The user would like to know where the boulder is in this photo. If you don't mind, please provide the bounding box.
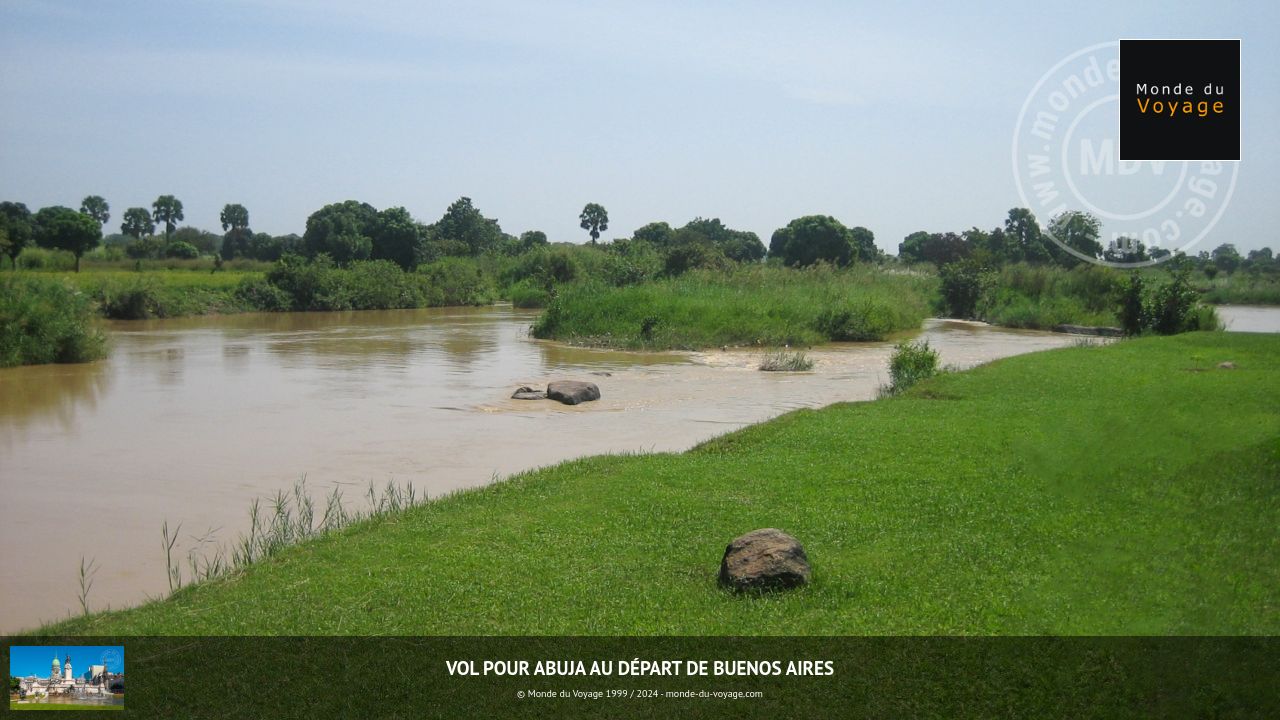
[1218,361,1237,370]
[718,528,810,592]
[511,386,547,400]
[546,380,601,405]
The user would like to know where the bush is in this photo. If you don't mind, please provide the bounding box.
[1148,264,1213,335]
[16,246,76,271]
[94,275,163,319]
[0,275,106,366]
[886,340,940,395]
[814,301,897,341]
[1119,272,1145,336]
[509,278,551,308]
[939,260,991,319]
[345,260,427,309]
[419,257,495,306]
[235,277,292,312]
[165,240,200,259]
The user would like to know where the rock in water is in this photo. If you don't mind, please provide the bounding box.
[718,528,810,592]
[546,380,601,405]
[511,386,547,400]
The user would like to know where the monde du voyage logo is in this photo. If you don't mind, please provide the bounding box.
[1120,39,1241,161]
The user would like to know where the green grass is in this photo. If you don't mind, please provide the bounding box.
[34,332,1279,636]
[533,264,937,349]
[1199,273,1280,305]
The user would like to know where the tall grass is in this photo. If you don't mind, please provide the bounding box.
[161,478,427,595]
[977,263,1123,329]
[759,349,814,371]
[533,263,936,349]
[0,275,107,366]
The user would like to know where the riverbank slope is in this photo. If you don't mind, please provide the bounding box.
[35,331,1279,635]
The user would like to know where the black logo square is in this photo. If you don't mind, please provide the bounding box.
[1120,39,1240,161]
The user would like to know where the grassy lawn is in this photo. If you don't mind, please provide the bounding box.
[35,332,1279,636]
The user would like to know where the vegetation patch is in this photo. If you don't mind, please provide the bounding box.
[533,264,936,350]
[0,275,106,367]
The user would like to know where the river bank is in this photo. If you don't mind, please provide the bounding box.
[28,331,1279,636]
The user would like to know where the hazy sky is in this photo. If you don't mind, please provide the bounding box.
[2,0,1276,252]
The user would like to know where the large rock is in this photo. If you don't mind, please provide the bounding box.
[511,386,546,400]
[718,528,810,592]
[546,380,601,405]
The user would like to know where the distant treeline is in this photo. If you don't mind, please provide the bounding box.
[3,194,1276,280]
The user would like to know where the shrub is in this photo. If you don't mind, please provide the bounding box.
[94,276,163,319]
[939,260,991,319]
[509,278,551,308]
[235,277,292,312]
[0,275,107,366]
[814,301,897,341]
[345,260,426,309]
[16,246,76,271]
[165,240,200,259]
[1119,272,1146,336]
[419,257,495,306]
[886,340,940,395]
[1148,264,1205,335]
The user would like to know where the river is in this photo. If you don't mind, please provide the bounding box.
[1,305,1271,633]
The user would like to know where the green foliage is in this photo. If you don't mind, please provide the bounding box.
[303,200,377,264]
[938,260,991,318]
[770,215,860,267]
[1046,211,1103,265]
[34,205,102,271]
[1119,272,1145,336]
[165,241,200,259]
[0,275,106,366]
[1148,262,1215,335]
[533,264,934,349]
[976,263,1122,329]
[152,195,184,239]
[419,257,496,306]
[120,207,155,240]
[579,202,609,244]
[79,195,110,228]
[518,230,548,252]
[886,339,940,395]
[632,221,674,248]
[508,278,551,308]
[433,197,504,256]
[0,201,34,268]
[370,206,424,270]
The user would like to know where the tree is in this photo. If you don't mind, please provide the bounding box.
[121,208,155,240]
[681,217,765,262]
[1046,211,1103,265]
[632,221,674,248]
[1211,243,1242,275]
[579,203,609,245]
[220,204,252,260]
[152,195,184,240]
[370,206,424,270]
[518,230,548,253]
[1002,208,1050,264]
[849,226,878,262]
[80,195,110,227]
[770,215,858,267]
[0,201,33,269]
[433,197,504,256]
[34,205,101,272]
[303,200,377,263]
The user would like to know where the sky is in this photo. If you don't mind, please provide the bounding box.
[9,645,124,677]
[1,0,1277,253]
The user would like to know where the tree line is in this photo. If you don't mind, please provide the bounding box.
[3,193,1273,278]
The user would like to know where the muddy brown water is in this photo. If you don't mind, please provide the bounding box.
[1,307,1114,632]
